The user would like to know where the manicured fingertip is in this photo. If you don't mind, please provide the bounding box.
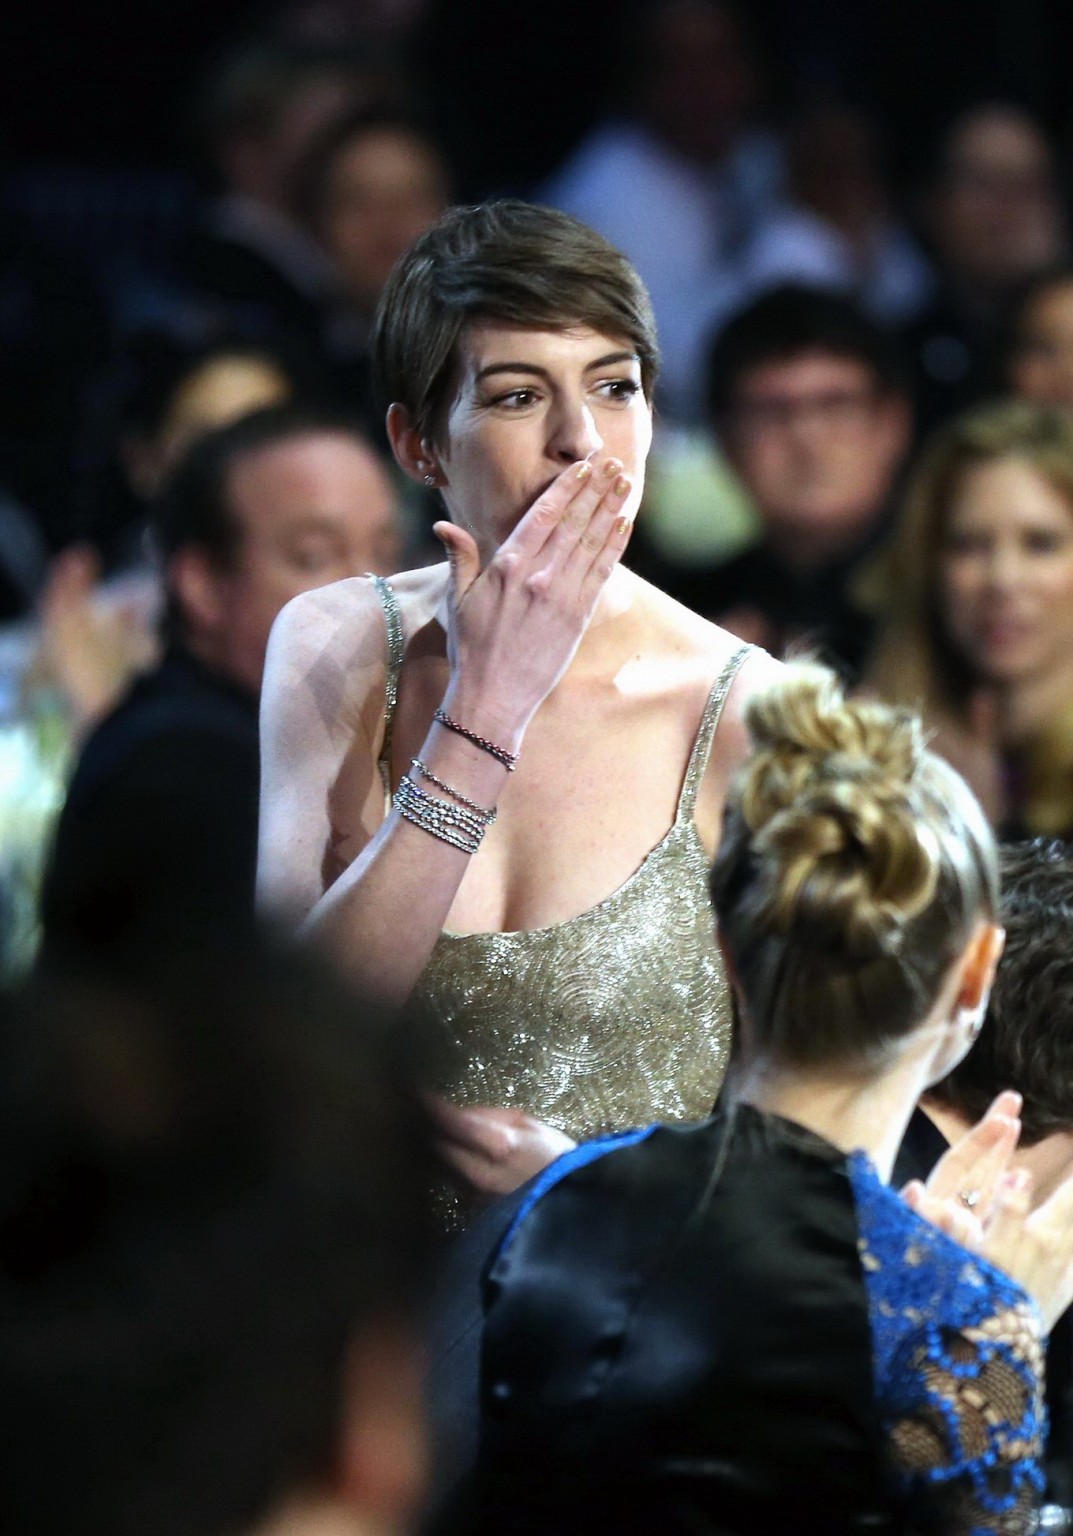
[991,1090,1023,1115]
[575,459,592,480]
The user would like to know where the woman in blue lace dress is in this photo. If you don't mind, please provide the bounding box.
[434,664,1071,1536]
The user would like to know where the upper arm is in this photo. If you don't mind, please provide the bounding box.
[257,582,389,924]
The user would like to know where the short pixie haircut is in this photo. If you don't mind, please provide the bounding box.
[371,200,660,450]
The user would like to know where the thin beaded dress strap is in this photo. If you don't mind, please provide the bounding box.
[676,643,753,822]
[368,574,404,795]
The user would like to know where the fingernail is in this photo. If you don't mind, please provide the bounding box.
[614,514,632,536]
[603,458,622,478]
[576,459,592,480]
[614,474,630,497]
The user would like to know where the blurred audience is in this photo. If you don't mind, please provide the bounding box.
[894,838,1073,1509]
[541,0,781,421]
[667,285,911,679]
[40,403,403,967]
[868,400,1073,838]
[0,491,49,623]
[902,103,1067,437]
[121,341,297,504]
[29,337,305,755]
[745,102,934,325]
[185,43,395,342]
[30,546,160,740]
[82,334,301,572]
[295,106,451,433]
[6,935,432,1536]
[1006,266,1073,411]
[0,212,111,560]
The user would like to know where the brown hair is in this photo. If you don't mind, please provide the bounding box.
[870,402,1073,709]
[711,664,998,1070]
[930,838,1073,1144]
[866,400,1073,833]
[371,200,659,450]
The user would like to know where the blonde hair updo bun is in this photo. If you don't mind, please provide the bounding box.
[711,664,998,1069]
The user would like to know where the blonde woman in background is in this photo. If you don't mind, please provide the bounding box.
[868,400,1073,837]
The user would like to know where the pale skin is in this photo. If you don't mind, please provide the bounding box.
[259,322,776,1191]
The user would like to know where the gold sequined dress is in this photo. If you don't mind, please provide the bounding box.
[371,576,747,1145]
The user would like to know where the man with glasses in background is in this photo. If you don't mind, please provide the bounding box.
[673,283,912,680]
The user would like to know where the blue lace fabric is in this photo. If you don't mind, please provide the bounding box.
[850,1151,1047,1534]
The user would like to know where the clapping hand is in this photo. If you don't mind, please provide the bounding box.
[902,1090,1022,1249]
[902,1089,1073,1329]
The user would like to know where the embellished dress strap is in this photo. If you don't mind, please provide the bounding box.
[676,643,753,821]
[368,573,404,796]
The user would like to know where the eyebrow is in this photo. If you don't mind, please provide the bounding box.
[474,350,639,384]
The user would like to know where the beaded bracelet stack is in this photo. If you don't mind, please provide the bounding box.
[393,758,498,855]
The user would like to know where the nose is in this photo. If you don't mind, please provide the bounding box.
[548,395,603,464]
[983,541,1023,590]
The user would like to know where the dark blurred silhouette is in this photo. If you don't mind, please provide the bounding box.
[5,933,432,1536]
[1006,266,1073,410]
[294,106,451,435]
[541,0,782,421]
[902,103,1067,436]
[744,103,933,325]
[185,43,399,344]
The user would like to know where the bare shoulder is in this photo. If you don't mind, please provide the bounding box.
[265,565,448,732]
[269,565,446,671]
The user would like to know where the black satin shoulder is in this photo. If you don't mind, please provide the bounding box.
[432,1107,898,1536]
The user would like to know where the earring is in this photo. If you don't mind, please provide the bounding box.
[423,472,438,488]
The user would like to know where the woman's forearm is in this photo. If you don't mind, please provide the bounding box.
[303,710,519,1005]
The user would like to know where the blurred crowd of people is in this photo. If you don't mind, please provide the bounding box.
[3,0,1073,1148]
[14,19,1073,986]
[6,5,1073,1533]
[4,6,1073,968]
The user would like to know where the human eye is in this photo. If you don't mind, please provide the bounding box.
[594,376,642,405]
[486,385,541,411]
[1024,526,1068,556]
[286,535,344,573]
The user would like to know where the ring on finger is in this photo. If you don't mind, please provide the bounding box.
[958,1187,982,1210]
